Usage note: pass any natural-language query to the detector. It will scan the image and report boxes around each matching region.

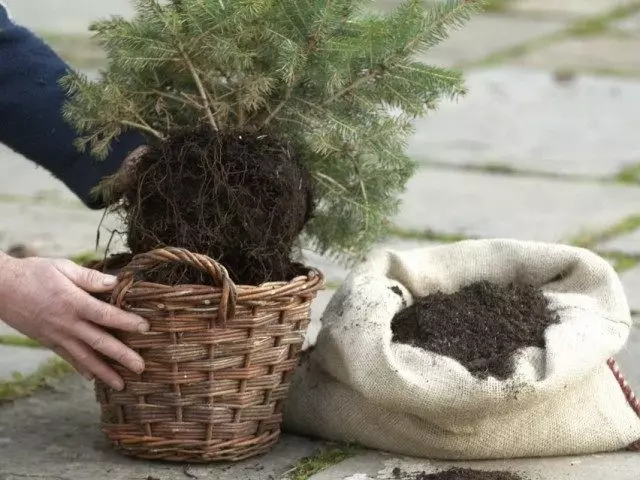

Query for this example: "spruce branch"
[321,70,380,106]
[182,49,219,131]
[120,119,164,139]
[61,0,482,259]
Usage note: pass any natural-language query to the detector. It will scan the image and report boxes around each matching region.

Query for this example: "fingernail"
[134,361,145,374]
[103,275,117,287]
[110,379,125,391]
[137,322,150,333]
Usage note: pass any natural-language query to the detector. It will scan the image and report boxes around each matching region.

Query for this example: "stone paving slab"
[0,203,125,258]
[0,323,22,337]
[0,144,83,204]
[303,239,443,286]
[0,345,56,381]
[0,375,328,480]
[612,12,640,34]
[515,36,640,75]
[309,449,640,480]
[506,0,639,19]
[393,168,640,242]
[598,228,640,254]
[3,0,135,34]
[615,321,640,393]
[416,14,567,67]
[620,266,640,311]
[406,67,640,177]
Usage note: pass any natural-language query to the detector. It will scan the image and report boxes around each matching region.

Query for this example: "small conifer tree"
[61,0,483,284]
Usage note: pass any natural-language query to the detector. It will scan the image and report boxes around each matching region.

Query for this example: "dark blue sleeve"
[0,4,146,209]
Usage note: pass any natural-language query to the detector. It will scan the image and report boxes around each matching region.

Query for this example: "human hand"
[0,253,149,390]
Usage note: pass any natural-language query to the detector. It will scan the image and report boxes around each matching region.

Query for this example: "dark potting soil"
[116,126,314,286]
[391,281,559,379]
[393,467,523,480]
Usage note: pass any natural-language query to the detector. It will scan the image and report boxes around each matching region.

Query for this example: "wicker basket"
[91,247,324,462]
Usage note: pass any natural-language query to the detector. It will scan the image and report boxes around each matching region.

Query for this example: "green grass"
[387,226,471,243]
[0,335,42,349]
[0,358,75,403]
[40,33,106,70]
[469,2,640,68]
[285,444,361,480]
[602,252,640,272]
[570,215,640,248]
[567,2,640,37]
[468,33,562,68]
[69,250,102,266]
[616,163,640,184]
[0,192,84,208]
[476,162,519,174]
[483,0,513,13]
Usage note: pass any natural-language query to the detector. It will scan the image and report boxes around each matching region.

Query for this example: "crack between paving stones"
[2,474,68,480]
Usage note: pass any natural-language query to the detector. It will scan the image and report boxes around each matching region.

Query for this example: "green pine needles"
[61,0,483,261]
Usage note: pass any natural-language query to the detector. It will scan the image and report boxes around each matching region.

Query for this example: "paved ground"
[3,0,640,478]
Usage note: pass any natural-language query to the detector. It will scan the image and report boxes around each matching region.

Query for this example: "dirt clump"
[391,467,524,480]
[115,126,314,286]
[416,467,524,480]
[391,281,559,379]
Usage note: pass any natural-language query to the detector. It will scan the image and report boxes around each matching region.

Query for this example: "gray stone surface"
[310,449,640,480]
[305,288,336,350]
[506,0,639,18]
[303,239,443,286]
[621,266,640,311]
[0,322,22,337]
[515,37,640,75]
[3,0,135,34]
[613,12,640,35]
[417,14,566,67]
[303,239,443,349]
[598,228,640,254]
[0,375,328,480]
[0,203,125,258]
[407,67,640,177]
[394,168,640,242]
[0,345,56,381]
[0,144,83,204]
[615,322,640,393]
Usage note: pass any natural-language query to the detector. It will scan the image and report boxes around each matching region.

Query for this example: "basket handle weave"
[111,247,237,322]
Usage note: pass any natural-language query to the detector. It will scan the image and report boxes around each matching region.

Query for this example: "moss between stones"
[567,3,640,37]
[0,335,42,349]
[616,163,640,184]
[467,34,562,68]
[68,250,103,266]
[387,226,471,243]
[0,357,75,403]
[285,444,361,480]
[469,2,640,68]
[483,0,513,13]
[570,215,640,248]
[40,33,106,69]
[601,252,640,273]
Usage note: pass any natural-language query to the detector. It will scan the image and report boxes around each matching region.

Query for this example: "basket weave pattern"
[94,247,324,462]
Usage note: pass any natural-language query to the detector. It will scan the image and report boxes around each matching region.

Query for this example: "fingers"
[74,292,149,334]
[58,338,125,391]
[52,258,118,293]
[71,320,145,376]
[50,345,94,381]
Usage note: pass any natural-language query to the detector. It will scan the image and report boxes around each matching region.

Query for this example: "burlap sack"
[283,239,640,459]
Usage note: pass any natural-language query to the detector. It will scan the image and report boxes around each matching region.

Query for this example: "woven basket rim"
[87,248,324,290]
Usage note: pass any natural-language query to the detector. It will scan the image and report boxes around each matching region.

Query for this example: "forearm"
[0,5,146,209]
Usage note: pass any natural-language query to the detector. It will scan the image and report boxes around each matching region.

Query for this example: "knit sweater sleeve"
[0,4,146,209]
